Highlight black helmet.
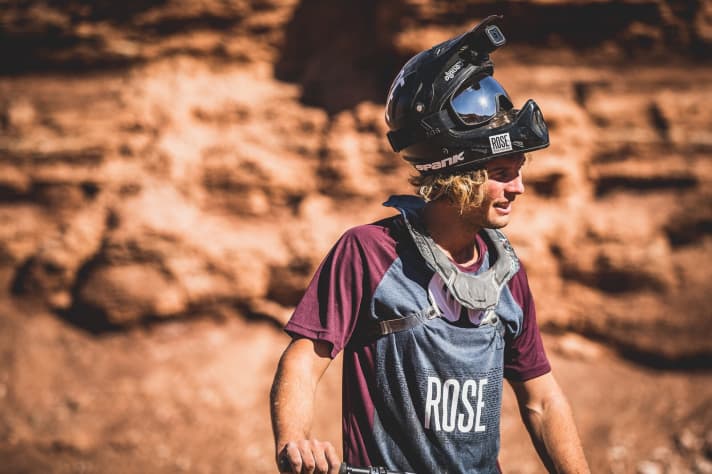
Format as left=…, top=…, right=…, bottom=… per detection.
left=385, top=15, right=549, bottom=175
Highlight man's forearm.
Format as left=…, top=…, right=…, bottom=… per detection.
left=270, top=338, right=339, bottom=473
left=520, top=392, right=589, bottom=472
left=271, top=368, right=315, bottom=450
left=512, top=374, right=590, bottom=473
left=271, top=339, right=322, bottom=449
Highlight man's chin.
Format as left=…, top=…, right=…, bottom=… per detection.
left=484, top=217, right=510, bottom=229
left=460, top=209, right=511, bottom=230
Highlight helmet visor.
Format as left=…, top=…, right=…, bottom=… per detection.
left=450, top=75, right=512, bottom=126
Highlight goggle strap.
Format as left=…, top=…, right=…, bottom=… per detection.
left=420, top=109, right=457, bottom=136
left=387, top=109, right=456, bottom=152
left=386, top=127, right=416, bottom=152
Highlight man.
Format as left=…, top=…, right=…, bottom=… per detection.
left=271, top=16, right=590, bottom=473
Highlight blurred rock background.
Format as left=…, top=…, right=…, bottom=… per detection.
left=0, top=0, right=710, bottom=472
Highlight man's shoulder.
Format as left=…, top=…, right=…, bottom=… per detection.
left=341, top=215, right=402, bottom=244
left=334, top=215, right=404, bottom=266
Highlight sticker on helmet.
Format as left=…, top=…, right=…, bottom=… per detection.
left=385, top=68, right=408, bottom=123
left=489, top=133, right=512, bottom=154
left=415, top=152, right=465, bottom=172
left=444, top=60, right=464, bottom=82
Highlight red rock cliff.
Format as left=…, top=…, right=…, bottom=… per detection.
left=0, top=1, right=711, bottom=472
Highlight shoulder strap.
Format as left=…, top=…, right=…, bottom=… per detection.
left=363, top=306, right=441, bottom=340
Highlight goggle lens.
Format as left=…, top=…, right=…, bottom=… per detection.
left=450, top=75, right=512, bottom=126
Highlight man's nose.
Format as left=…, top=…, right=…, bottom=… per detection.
left=505, top=173, right=524, bottom=195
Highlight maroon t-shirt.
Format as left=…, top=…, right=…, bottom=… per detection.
left=285, top=215, right=551, bottom=469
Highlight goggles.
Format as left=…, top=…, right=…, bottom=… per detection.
left=406, top=99, right=550, bottom=175
left=449, top=75, right=513, bottom=127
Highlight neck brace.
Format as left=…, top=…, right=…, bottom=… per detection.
left=384, top=195, right=519, bottom=310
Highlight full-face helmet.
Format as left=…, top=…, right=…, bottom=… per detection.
left=385, top=15, right=549, bottom=175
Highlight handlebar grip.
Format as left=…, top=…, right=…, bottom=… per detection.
left=281, top=459, right=409, bottom=474
left=277, top=457, right=291, bottom=472
left=339, top=463, right=371, bottom=474
left=339, top=462, right=413, bottom=474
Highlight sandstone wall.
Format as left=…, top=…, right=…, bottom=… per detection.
left=1, top=0, right=711, bottom=361
left=1, top=1, right=712, bottom=473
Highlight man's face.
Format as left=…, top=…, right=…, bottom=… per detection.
left=465, top=154, right=526, bottom=229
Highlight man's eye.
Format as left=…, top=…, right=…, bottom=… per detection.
left=491, top=167, right=522, bottom=180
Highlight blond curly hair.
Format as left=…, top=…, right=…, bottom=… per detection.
left=409, top=169, right=489, bottom=214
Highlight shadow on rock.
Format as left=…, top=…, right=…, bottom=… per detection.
left=274, top=0, right=408, bottom=114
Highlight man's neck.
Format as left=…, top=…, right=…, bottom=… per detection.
left=422, top=200, right=482, bottom=266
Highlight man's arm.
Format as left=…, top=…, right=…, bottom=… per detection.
left=270, top=337, right=341, bottom=474
left=509, top=372, right=590, bottom=473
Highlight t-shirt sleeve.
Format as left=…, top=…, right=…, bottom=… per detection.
left=503, top=262, right=551, bottom=381
left=284, top=228, right=371, bottom=359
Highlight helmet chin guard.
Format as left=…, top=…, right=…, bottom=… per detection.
left=385, top=15, right=550, bottom=175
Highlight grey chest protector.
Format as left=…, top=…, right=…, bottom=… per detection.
left=371, top=195, right=520, bottom=338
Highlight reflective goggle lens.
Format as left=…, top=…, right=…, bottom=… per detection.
left=450, top=75, right=512, bottom=126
